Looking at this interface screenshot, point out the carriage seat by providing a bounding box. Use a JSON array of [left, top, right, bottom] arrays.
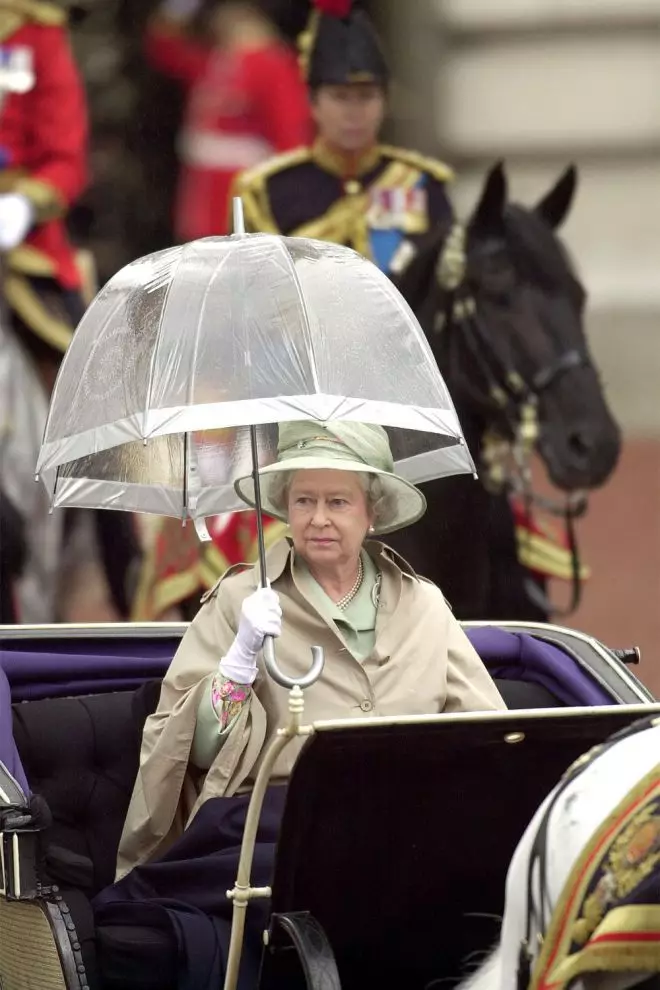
[[11, 682, 161, 896], [10, 680, 173, 990]]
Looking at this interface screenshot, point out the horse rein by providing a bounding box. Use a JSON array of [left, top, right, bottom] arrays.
[[435, 224, 589, 617]]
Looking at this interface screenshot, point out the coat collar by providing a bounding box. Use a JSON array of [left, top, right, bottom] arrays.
[[201, 537, 420, 606]]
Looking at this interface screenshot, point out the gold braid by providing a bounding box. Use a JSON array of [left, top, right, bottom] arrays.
[[297, 9, 320, 81]]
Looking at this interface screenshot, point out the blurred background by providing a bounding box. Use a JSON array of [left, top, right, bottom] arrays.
[[53, 0, 660, 690]]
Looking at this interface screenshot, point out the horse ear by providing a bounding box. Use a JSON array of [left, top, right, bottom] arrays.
[[535, 165, 578, 229], [469, 160, 507, 234]]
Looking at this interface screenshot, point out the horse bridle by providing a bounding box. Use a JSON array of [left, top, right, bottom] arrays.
[[435, 223, 589, 617], [532, 348, 585, 393], [436, 226, 587, 415]]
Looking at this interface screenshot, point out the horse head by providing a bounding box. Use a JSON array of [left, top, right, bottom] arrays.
[[454, 717, 660, 990], [398, 162, 621, 492]]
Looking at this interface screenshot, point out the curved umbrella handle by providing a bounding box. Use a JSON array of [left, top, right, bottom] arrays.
[[262, 636, 324, 689]]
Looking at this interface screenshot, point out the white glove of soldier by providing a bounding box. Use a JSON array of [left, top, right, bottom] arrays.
[[0, 194, 33, 251], [160, 0, 203, 19], [218, 586, 282, 685]]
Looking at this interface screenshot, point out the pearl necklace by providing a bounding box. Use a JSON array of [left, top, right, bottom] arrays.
[[335, 556, 364, 611]]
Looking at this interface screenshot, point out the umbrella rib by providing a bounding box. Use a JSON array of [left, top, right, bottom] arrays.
[[142, 248, 187, 439], [285, 244, 321, 397]]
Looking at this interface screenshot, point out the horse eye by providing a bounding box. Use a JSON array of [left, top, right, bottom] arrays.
[[483, 254, 511, 277], [482, 265, 517, 300]]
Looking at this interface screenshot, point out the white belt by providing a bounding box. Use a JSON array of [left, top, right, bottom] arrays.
[[178, 130, 274, 170]]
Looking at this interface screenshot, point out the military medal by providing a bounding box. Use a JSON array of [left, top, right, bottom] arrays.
[[367, 185, 428, 231]]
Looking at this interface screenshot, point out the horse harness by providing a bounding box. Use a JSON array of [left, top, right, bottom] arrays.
[[517, 713, 660, 990], [434, 222, 589, 617]]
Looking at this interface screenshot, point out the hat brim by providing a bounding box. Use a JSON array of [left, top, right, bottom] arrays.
[[234, 456, 426, 535]]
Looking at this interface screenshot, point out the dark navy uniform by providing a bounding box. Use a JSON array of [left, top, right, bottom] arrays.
[[233, 141, 454, 275]]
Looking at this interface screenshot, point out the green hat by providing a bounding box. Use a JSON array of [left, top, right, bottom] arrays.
[[235, 420, 426, 535]]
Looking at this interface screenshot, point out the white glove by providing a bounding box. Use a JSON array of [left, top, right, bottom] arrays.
[[160, 0, 203, 18], [219, 587, 282, 685], [0, 194, 33, 251]]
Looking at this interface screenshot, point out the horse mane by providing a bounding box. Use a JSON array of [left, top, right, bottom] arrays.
[[503, 204, 585, 307], [454, 945, 502, 990]]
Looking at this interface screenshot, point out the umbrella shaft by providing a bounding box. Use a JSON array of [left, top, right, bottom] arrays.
[[250, 424, 268, 588]]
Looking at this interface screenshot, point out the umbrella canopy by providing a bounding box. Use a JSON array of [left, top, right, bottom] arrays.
[[37, 234, 475, 519]]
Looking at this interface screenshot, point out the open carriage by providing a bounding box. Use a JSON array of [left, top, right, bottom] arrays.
[[0, 619, 656, 990]]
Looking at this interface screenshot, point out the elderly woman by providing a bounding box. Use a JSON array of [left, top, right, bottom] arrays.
[[94, 420, 504, 988]]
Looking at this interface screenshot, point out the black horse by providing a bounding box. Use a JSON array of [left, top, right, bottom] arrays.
[[389, 162, 621, 621]]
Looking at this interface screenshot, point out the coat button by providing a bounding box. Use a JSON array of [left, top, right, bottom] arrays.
[[344, 179, 361, 195], [360, 700, 373, 713]]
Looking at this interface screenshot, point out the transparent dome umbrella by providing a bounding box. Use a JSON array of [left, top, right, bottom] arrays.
[[36, 216, 475, 686]]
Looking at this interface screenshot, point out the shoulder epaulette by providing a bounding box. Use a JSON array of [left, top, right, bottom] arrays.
[[200, 562, 251, 604], [234, 146, 312, 191], [379, 145, 455, 184], [14, 1, 66, 26], [231, 148, 312, 232], [378, 542, 420, 580]]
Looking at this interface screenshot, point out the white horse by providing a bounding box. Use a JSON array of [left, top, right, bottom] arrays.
[[459, 717, 660, 990]]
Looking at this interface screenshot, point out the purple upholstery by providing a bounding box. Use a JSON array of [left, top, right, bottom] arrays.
[[0, 662, 30, 795], [0, 627, 613, 705], [1, 640, 176, 701], [469, 627, 614, 707]]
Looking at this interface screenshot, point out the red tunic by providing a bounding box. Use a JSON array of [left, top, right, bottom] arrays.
[[131, 511, 287, 621], [0, 22, 87, 288], [145, 20, 311, 240]]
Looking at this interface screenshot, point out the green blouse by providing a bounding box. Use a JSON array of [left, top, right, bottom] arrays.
[[293, 549, 378, 662]]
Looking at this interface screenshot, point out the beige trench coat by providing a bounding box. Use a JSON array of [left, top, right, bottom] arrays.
[[116, 538, 505, 878]]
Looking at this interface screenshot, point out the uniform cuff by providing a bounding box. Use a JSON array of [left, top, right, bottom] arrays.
[[13, 178, 65, 222]]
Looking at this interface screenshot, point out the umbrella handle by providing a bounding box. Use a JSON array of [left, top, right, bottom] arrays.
[[262, 636, 325, 689]]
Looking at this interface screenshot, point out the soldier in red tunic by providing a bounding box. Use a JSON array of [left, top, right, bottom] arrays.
[[0, 0, 87, 344], [145, 0, 312, 241], [0, 0, 138, 622]]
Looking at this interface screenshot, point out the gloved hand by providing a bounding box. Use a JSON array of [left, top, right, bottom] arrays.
[[160, 0, 203, 18], [219, 586, 282, 685], [0, 194, 33, 251]]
